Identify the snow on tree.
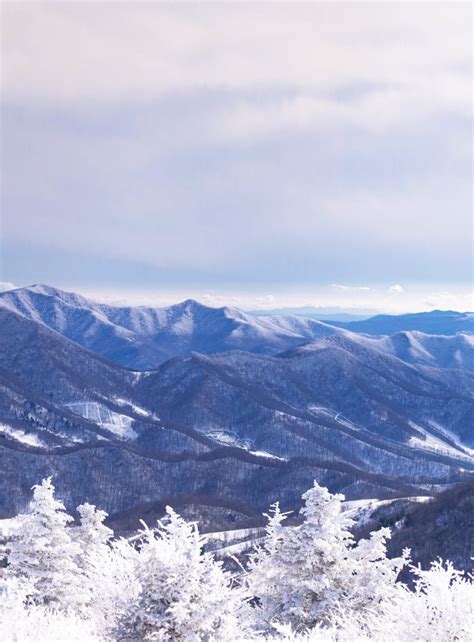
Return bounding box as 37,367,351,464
247,481,408,633
0,576,101,642
1,477,471,641
75,502,113,551
73,502,119,628
296,559,474,642
4,477,87,613
395,559,474,641
347,525,409,610
119,506,250,641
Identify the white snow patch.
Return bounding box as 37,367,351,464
249,450,287,461
204,430,252,449
203,429,285,460
113,397,159,420
307,406,359,430
342,496,432,526
64,402,137,440
0,423,46,448
0,517,16,538
414,420,474,459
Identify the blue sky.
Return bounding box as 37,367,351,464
1,2,472,311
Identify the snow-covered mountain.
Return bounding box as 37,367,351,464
0,285,473,371
328,309,474,336
0,285,338,369
286,330,474,372
0,304,473,526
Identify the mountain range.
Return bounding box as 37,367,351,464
0,285,473,532
327,309,474,336
0,285,473,370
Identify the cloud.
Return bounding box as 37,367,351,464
331,284,371,292
388,284,405,294
0,282,16,292
2,4,470,107
49,281,471,315
423,291,473,311
1,3,471,292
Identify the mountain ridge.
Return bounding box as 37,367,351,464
1,285,473,371
0,304,473,524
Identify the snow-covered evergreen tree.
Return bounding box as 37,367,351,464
396,559,474,641
247,481,407,632
75,502,113,551
295,559,474,642
2,477,471,641
73,503,117,627
5,477,87,613
119,507,249,641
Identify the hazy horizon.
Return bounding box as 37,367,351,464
0,279,472,314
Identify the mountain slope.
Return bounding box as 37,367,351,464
0,285,338,369
1,307,473,523
328,309,474,336
386,481,474,575
0,309,417,518
1,285,473,372
135,345,474,470
288,331,474,373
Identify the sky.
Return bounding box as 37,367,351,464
1,2,472,312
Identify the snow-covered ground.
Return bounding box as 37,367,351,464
307,405,360,431
204,429,253,449
64,402,137,440
341,496,432,527
426,420,474,458
0,423,46,448
203,429,286,460
113,397,160,421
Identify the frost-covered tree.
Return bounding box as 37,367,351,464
75,502,113,551
395,559,474,641
120,507,249,641
5,477,87,613
73,503,117,627
3,478,471,641
292,559,474,642
0,575,101,642
247,481,407,632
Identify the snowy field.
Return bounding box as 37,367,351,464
64,402,137,440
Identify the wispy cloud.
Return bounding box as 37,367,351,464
331,284,371,292
3,4,470,111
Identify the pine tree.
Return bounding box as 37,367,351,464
73,503,116,627
319,559,474,642
5,477,87,613
247,481,407,633
120,507,249,641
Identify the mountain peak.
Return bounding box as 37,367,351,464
169,298,215,315
27,283,65,296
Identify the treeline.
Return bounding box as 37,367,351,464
0,478,472,641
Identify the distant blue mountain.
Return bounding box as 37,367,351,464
249,306,377,322
326,310,474,336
